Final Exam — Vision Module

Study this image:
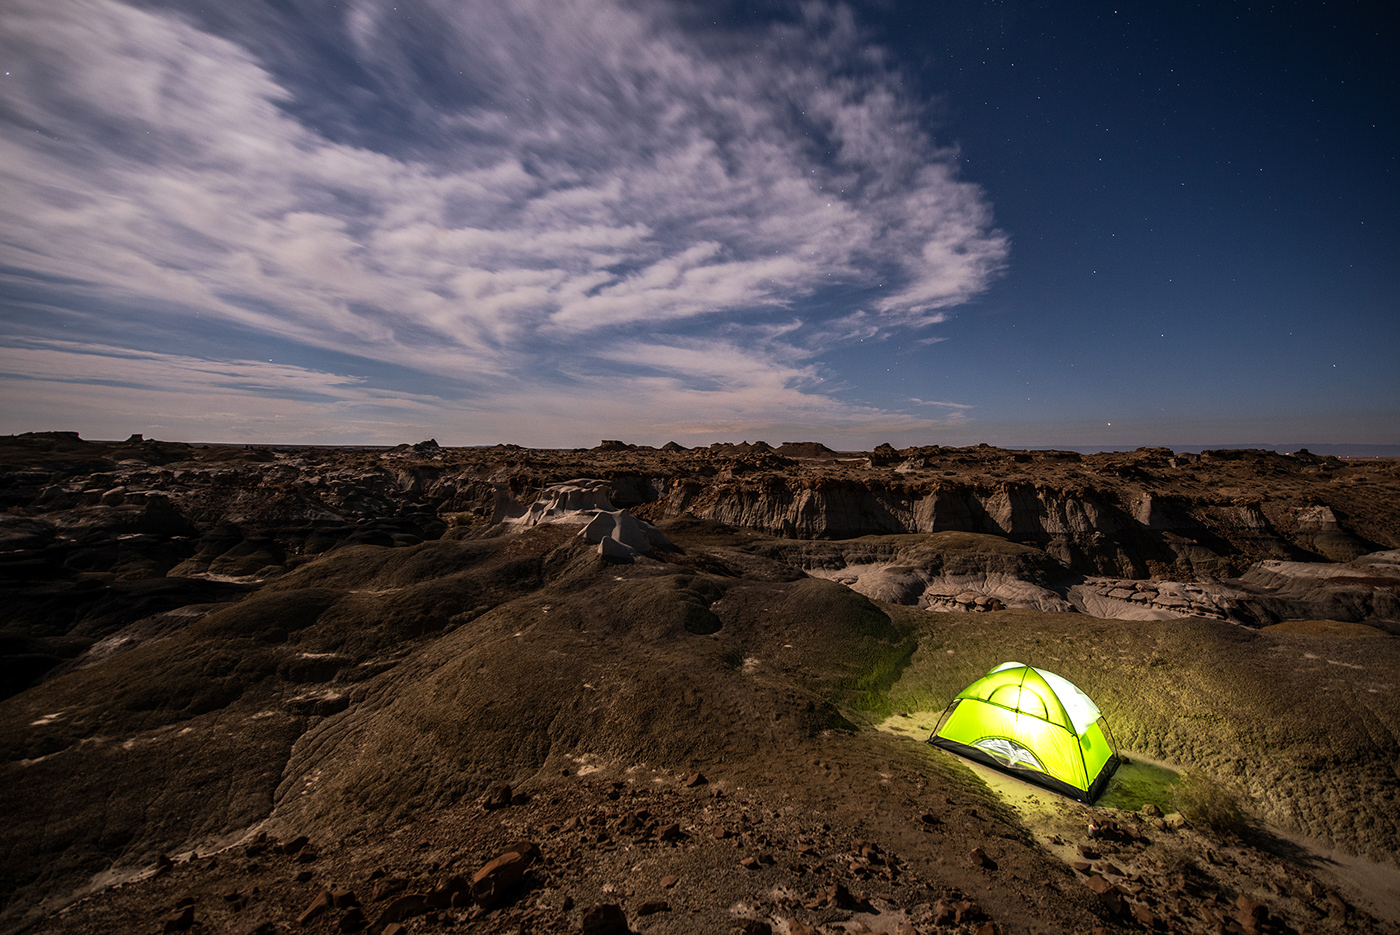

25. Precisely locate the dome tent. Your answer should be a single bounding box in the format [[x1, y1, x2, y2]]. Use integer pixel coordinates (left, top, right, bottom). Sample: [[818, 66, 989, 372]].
[[927, 662, 1119, 802]]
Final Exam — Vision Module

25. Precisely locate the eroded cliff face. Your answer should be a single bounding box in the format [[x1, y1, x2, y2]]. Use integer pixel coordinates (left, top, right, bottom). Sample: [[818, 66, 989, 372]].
[[654, 468, 1387, 581], [3, 433, 1396, 586]]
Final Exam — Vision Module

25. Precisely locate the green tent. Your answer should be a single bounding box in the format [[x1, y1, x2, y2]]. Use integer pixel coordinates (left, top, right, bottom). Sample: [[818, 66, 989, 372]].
[[927, 662, 1119, 802]]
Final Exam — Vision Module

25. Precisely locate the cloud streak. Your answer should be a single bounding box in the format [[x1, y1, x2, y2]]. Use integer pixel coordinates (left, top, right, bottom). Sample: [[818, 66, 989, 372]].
[[0, 0, 1004, 443]]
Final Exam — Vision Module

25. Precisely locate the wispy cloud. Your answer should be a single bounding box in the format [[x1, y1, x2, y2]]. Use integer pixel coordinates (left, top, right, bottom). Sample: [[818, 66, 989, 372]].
[[0, 0, 1006, 444]]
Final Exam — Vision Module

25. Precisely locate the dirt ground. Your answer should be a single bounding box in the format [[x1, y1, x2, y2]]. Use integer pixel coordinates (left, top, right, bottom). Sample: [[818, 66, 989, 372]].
[[8, 518, 1399, 935]]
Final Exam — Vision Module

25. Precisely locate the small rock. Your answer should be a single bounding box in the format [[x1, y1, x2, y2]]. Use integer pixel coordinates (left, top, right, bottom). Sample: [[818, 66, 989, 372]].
[[382, 925, 407, 935], [580, 903, 630, 935], [786, 920, 816, 935], [281, 835, 310, 855], [736, 921, 772, 935], [657, 822, 683, 841], [330, 888, 358, 908], [1140, 803, 1163, 818], [425, 876, 471, 909], [1099, 863, 1125, 877], [975, 924, 1000, 935], [970, 847, 997, 870], [377, 893, 429, 923], [740, 856, 758, 869], [1077, 844, 1100, 860], [1236, 895, 1270, 934], [1071, 861, 1092, 873], [660, 874, 678, 888], [295, 870, 314, 883], [481, 781, 513, 810], [297, 889, 333, 925], [162, 905, 194, 933], [1162, 812, 1187, 830], [295, 845, 319, 863], [1131, 904, 1158, 929], [683, 772, 708, 788], [338, 907, 367, 933], [636, 901, 669, 916]]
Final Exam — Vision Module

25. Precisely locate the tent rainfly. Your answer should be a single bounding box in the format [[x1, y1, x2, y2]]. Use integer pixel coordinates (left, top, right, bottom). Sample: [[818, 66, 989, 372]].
[[927, 662, 1120, 802]]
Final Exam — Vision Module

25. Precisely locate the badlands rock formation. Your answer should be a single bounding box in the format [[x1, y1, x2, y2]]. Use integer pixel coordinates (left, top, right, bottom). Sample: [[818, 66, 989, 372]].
[[1, 432, 1398, 934]]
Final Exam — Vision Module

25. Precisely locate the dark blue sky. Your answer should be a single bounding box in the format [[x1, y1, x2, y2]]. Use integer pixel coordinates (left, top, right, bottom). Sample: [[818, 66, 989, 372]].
[[1, 0, 1395, 447]]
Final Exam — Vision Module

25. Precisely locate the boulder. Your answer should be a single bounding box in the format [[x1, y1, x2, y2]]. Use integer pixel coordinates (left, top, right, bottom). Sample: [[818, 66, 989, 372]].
[[480, 781, 513, 810], [469, 841, 540, 907]]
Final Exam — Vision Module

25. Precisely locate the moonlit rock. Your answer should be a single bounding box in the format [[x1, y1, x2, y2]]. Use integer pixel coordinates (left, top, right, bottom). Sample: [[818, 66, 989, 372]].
[[499, 478, 669, 559]]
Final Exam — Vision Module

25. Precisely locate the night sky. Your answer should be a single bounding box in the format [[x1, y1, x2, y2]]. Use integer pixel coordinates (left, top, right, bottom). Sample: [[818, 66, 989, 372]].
[[1, 1, 1395, 449]]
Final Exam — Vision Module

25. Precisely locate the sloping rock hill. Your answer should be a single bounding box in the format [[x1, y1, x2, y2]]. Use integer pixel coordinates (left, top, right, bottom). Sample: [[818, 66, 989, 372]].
[[1, 433, 1399, 933]]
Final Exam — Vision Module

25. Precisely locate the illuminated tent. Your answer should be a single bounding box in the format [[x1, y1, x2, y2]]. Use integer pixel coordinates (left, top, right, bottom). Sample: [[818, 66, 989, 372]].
[[927, 662, 1119, 802]]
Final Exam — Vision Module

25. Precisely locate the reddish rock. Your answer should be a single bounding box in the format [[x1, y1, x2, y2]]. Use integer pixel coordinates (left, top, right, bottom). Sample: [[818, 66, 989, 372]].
[[970, 847, 997, 870], [337, 907, 367, 933], [162, 905, 194, 932], [281, 835, 310, 855], [740, 856, 758, 869], [297, 889, 333, 925], [1131, 903, 1159, 929], [481, 781, 513, 810], [954, 901, 985, 924], [932, 900, 956, 925], [580, 903, 630, 935], [425, 876, 471, 909], [683, 772, 708, 787], [376, 893, 429, 924], [660, 874, 678, 888], [1236, 895, 1270, 934], [470, 840, 540, 907]]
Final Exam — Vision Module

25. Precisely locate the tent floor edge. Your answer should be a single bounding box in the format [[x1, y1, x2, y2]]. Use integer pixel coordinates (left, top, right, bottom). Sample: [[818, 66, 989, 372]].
[[929, 736, 1110, 804]]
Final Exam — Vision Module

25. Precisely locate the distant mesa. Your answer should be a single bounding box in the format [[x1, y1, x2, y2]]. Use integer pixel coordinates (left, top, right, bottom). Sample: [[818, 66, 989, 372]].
[[660, 441, 688, 452], [774, 441, 836, 458]]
